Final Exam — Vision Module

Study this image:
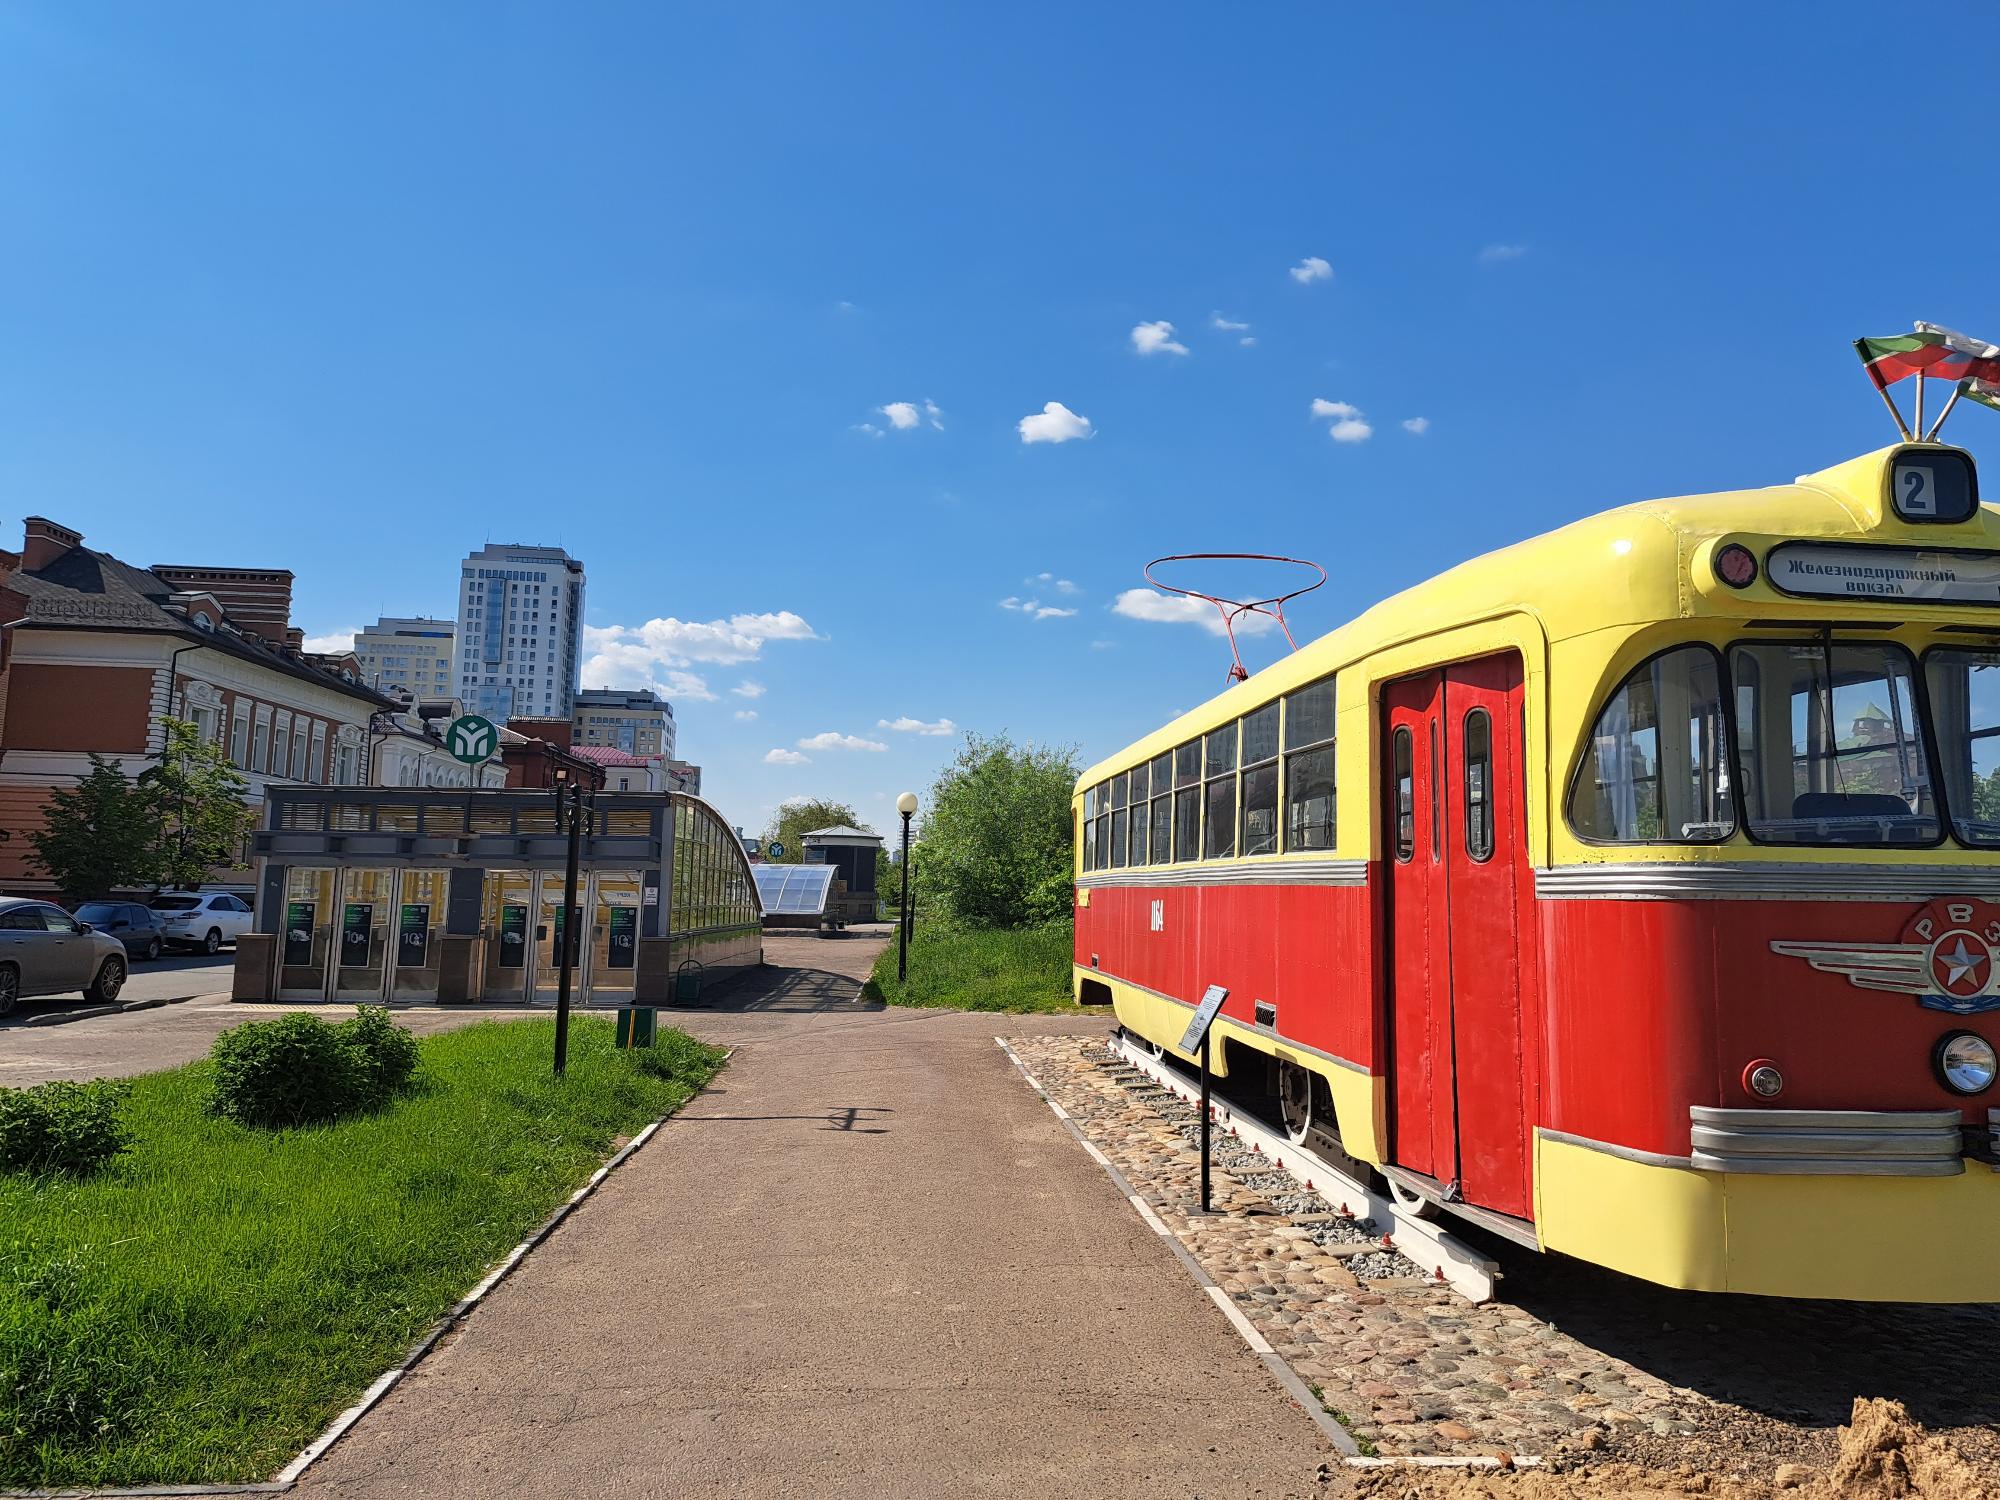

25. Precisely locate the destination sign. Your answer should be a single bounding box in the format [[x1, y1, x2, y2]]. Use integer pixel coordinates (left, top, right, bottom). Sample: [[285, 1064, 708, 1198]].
[[1766, 543, 2000, 606]]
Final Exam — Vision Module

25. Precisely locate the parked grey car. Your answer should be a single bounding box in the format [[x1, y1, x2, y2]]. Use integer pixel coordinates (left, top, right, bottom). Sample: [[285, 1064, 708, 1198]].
[[73, 901, 167, 961], [0, 897, 129, 1016]]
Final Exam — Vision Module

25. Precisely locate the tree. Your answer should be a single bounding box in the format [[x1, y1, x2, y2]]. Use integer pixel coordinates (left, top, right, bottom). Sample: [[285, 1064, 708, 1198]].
[[26, 756, 160, 903], [760, 799, 867, 863], [143, 717, 258, 890], [913, 732, 1079, 929]]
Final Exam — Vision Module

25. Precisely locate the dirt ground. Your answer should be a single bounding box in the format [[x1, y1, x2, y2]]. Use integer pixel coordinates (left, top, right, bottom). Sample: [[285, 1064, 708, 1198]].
[[1354, 1399, 1993, 1500]]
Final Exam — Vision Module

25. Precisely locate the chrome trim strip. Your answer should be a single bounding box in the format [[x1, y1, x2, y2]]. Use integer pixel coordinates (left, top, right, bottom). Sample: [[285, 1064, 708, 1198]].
[[1537, 862, 2000, 902], [1093, 968, 1371, 1075], [1538, 1127, 1693, 1170], [1687, 1106, 1965, 1177], [1079, 857, 1368, 890]]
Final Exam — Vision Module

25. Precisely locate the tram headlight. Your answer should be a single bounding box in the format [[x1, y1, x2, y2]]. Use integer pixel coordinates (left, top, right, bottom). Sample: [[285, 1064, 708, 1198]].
[[1743, 1059, 1785, 1098], [1714, 543, 1759, 588], [1934, 1032, 1997, 1096]]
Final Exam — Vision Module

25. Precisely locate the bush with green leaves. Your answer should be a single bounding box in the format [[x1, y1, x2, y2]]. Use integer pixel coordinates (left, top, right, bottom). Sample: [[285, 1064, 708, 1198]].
[[337, 1005, 421, 1108], [208, 1007, 420, 1129], [0, 1080, 131, 1176]]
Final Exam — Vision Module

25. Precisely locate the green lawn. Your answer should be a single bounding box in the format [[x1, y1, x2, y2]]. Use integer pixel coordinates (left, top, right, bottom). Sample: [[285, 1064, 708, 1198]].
[[864, 921, 1076, 1012], [0, 1017, 724, 1488]]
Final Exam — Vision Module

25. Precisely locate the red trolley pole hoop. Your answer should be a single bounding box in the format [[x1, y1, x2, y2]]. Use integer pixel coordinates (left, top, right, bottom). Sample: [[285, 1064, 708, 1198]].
[[1142, 553, 1328, 683]]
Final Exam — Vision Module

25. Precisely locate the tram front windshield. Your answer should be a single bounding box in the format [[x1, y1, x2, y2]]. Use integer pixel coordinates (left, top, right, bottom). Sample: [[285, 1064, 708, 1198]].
[[1574, 638, 2000, 849], [1731, 641, 1937, 845]]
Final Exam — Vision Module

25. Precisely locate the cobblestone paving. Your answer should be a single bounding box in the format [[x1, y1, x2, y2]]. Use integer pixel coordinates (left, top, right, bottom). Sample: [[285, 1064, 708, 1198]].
[[1007, 1035, 2000, 1474]]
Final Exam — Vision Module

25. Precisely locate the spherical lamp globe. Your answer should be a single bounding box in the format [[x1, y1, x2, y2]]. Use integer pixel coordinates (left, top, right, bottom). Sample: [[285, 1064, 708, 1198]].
[[896, 791, 919, 817]]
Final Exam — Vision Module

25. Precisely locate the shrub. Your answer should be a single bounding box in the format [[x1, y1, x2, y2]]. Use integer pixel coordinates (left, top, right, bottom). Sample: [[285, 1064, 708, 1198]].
[[208, 1008, 421, 1128], [338, 1006, 421, 1108], [0, 1080, 131, 1176]]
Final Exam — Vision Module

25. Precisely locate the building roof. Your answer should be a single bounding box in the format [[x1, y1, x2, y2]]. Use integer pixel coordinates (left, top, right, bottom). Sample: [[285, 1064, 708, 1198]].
[[569, 745, 651, 768], [802, 825, 882, 843], [7, 541, 394, 707]]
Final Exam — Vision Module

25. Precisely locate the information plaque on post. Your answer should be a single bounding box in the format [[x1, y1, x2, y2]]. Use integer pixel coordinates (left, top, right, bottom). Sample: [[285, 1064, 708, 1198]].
[[1181, 985, 1228, 1213]]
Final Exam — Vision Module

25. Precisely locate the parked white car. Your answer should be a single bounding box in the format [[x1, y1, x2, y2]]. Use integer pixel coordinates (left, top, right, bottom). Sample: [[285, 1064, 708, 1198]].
[[150, 891, 254, 954]]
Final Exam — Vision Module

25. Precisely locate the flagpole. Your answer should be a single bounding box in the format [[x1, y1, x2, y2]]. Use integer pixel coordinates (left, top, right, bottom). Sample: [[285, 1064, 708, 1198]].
[[1925, 382, 1966, 443], [1915, 374, 1926, 441], [1854, 339, 1913, 440]]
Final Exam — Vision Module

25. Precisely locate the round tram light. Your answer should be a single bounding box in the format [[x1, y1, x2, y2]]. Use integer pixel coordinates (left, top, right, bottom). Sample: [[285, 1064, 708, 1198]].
[[1715, 543, 1759, 589], [1934, 1031, 1997, 1096], [1743, 1059, 1785, 1099]]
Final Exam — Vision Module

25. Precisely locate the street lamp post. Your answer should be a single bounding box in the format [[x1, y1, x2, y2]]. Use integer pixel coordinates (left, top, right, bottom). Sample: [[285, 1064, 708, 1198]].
[[896, 791, 918, 982], [551, 767, 592, 1078]]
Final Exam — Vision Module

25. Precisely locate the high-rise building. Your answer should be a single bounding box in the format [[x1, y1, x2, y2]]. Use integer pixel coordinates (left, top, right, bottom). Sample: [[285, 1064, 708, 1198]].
[[572, 687, 676, 759], [353, 617, 457, 702], [454, 543, 586, 721]]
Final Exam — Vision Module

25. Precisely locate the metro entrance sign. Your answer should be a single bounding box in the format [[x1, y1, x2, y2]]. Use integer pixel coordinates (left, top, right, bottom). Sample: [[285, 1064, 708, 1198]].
[[446, 714, 498, 765]]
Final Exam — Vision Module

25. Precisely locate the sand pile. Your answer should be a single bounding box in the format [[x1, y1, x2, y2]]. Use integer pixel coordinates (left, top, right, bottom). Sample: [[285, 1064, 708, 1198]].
[[1348, 1399, 1993, 1500]]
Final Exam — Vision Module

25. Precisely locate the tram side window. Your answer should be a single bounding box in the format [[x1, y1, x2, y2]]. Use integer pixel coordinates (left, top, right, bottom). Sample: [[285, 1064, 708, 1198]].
[[1570, 646, 1733, 844], [1149, 752, 1172, 864], [1173, 739, 1202, 861], [1110, 773, 1129, 867], [1094, 782, 1110, 869], [1464, 708, 1493, 861], [1081, 787, 1097, 871], [1925, 649, 2000, 846], [1283, 676, 1337, 852], [1392, 727, 1415, 860], [1239, 703, 1279, 855], [1129, 762, 1150, 864], [1730, 641, 1936, 845], [1203, 724, 1238, 858]]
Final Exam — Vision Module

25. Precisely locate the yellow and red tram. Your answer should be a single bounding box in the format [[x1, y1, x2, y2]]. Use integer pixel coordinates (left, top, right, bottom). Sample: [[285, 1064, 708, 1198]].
[[1076, 441, 2000, 1302]]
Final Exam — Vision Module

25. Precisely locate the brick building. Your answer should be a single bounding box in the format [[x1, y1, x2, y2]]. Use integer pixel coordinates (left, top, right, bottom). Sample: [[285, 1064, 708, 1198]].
[[0, 516, 396, 896]]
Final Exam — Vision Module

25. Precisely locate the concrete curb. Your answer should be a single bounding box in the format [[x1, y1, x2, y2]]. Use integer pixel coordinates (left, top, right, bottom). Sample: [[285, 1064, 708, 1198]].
[[994, 1036, 1361, 1458], [6, 992, 209, 1029], [996, 1037, 1549, 1472], [0, 1048, 736, 1500]]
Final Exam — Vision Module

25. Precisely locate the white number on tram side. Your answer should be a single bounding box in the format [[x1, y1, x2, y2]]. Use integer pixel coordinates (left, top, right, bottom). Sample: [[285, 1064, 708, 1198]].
[[1150, 899, 1164, 933]]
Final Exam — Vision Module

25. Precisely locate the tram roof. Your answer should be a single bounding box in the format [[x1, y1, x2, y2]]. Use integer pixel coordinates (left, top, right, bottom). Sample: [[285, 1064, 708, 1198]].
[[1081, 443, 1999, 787]]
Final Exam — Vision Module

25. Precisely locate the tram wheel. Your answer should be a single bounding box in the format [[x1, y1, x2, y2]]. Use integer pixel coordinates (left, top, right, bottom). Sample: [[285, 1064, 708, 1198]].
[[1386, 1176, 1441, 1221], [1278, 1059, 1313, 1145]]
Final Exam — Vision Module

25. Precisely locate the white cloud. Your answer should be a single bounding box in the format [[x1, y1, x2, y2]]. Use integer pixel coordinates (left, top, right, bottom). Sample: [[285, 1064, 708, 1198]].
[[797, 731, 889, 752], [302, 629, 357, 654], [1000, 596, 1078, 621], [1402, 416, 1430, 435], [1238, 336, 1257, 347], [581, 617, 811, 709], [1031, 572, 1080, 595], [873, 398, 943, 433], [1111, 588, 1279, 638], [878, 716, 957, 736], [764, 748, 809, 765], [1209, 311, 1250, 333], [1289, 255, 1333, 284], [732, 680, 765, 698], [1090, 639, 1116, 650], [1017, 401, 1094, 444], [1478, 243, 1528, 264], [854, 423, 885, 437], [1310, 397, 1373, 444], [1131, 320, 1188, 356], [734, 709, 758, 721], [881, 401, 920, 430], [923, 399, 944, 430]]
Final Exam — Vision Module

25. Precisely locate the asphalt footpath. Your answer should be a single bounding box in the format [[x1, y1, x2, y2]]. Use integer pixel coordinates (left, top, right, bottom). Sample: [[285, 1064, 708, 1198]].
[[297, 928, 1335, 1498]]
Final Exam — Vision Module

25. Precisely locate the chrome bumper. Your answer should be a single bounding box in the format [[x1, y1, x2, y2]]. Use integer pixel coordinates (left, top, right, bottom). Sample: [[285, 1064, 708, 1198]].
[[1689, 1106, 1966, 1177]]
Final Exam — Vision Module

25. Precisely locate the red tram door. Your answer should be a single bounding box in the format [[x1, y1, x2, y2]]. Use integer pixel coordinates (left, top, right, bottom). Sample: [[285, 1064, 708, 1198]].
[[1382, 654, 1534, 1222]]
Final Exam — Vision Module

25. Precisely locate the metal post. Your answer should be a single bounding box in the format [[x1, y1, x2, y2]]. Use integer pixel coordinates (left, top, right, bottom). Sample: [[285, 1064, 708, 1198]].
[[554, 784, 581, 1078], [897, 811, 912, 982], [1927, 381, 1966, 442], [1199, 1028, 1212, 1212]]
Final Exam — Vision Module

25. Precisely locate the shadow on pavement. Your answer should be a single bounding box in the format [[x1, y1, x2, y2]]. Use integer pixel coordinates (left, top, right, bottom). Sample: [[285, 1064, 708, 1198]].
[[676, 964, 886, 1015]]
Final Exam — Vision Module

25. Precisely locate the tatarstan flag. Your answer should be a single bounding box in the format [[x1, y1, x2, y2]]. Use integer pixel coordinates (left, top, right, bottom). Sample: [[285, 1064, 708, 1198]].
[[1856, 324, 2000, 389], [1963, 377, 2000, 413]]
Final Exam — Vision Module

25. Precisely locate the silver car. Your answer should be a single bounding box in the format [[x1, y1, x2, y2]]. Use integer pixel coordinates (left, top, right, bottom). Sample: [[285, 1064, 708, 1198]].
[[0, 897, 129, 1016]]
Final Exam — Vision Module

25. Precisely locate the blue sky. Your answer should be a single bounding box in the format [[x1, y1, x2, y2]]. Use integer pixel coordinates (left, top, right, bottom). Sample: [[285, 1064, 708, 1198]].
[[6, 3, 2000, 834]]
